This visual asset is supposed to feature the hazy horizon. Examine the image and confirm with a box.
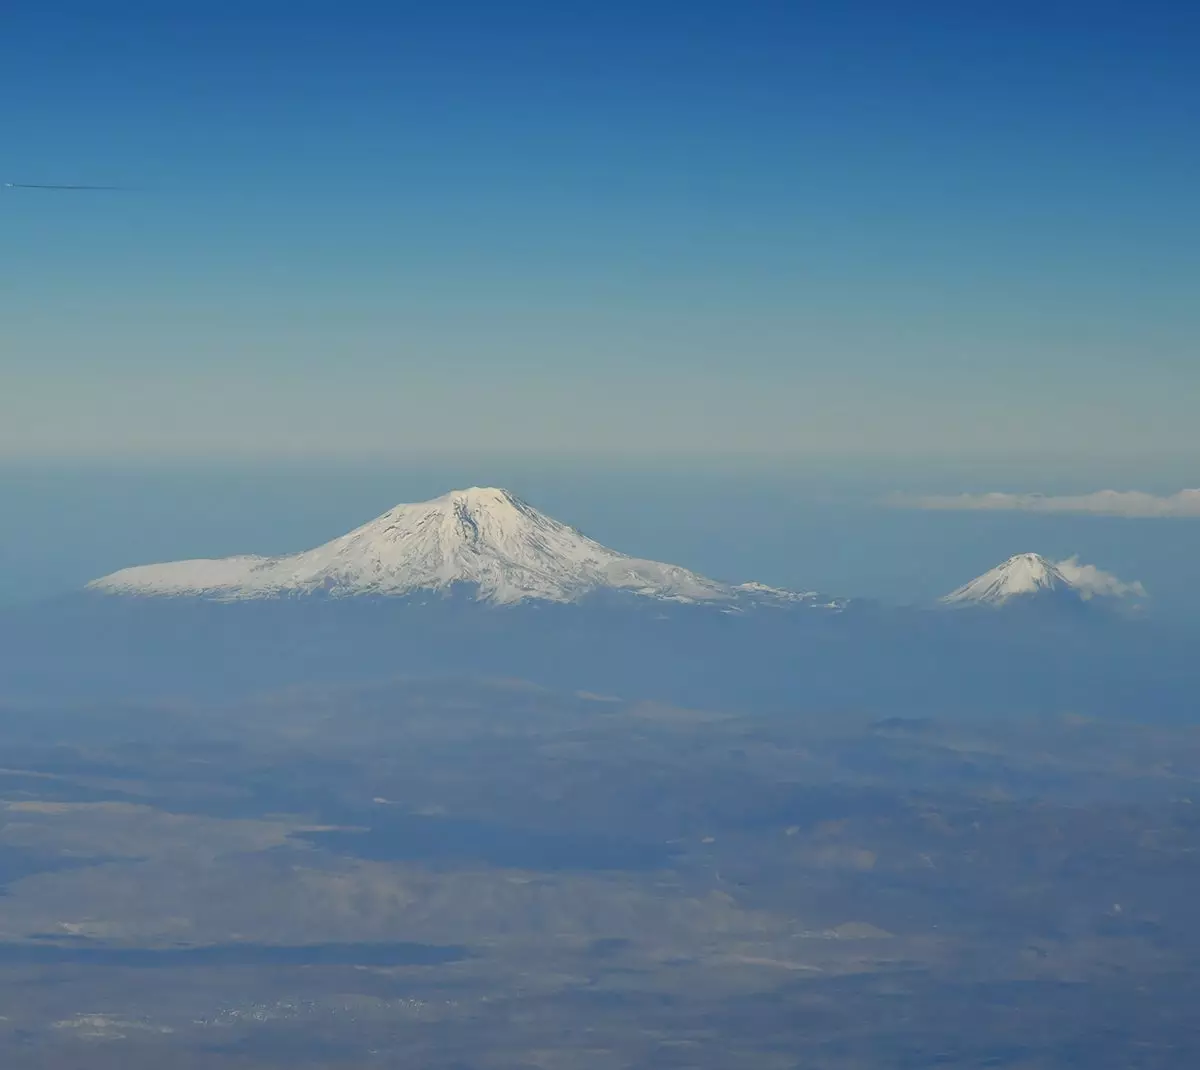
[4,458,1197,625]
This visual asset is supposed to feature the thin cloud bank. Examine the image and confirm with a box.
[892,489,1200,518]
[1054,557,1147,600]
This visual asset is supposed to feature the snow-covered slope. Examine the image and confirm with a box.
[89,487,773,606]
[941,552,1145,608]
[942,553,1073,606]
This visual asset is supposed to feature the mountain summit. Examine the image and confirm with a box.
[89,487,742,605]
[941,553,1074,607]
[941,552,1145,608]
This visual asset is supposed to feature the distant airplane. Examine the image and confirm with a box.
[4,182,125,190]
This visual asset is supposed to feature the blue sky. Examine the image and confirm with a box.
[3,1,1199,460]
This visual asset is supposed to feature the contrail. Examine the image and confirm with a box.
[4,182,126,190]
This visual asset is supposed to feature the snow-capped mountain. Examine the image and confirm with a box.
[89,487,805,606]
[941,552,1145,608]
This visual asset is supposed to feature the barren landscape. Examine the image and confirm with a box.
[0,682,1196,1067]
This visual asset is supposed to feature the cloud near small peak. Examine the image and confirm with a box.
[889,489,1200,518]
[1053,557,1146,600]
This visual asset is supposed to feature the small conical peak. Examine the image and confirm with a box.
[942,551,1146,608]
[942,552,1071,606]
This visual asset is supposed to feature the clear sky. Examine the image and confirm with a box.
[3,1,1198,461]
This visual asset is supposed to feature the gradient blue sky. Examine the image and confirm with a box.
[3,1,1198,460]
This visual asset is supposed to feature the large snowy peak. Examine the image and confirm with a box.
[941,552,1145,608]
[88,487,741,605]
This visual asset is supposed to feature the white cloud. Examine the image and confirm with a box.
[891,489,1200,518]
[1053,557,1147,600]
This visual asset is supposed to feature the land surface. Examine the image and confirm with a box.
[0,681,1196,1067]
